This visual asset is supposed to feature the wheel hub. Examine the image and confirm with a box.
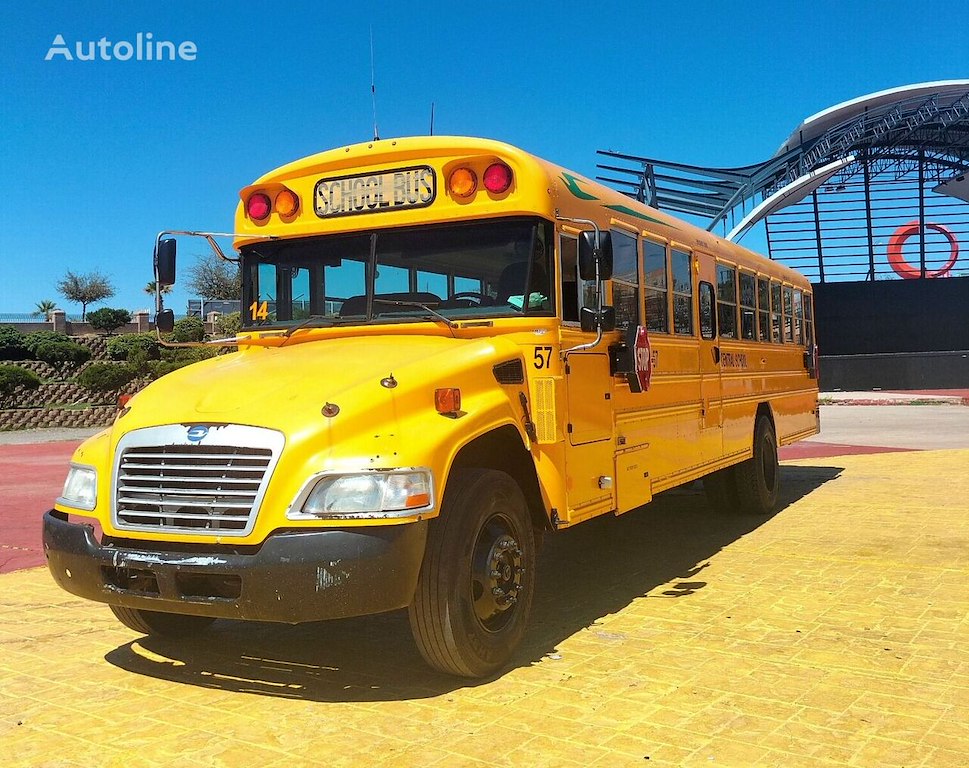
[471,525,525,632]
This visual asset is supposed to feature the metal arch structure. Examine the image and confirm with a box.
[597,80,969,284]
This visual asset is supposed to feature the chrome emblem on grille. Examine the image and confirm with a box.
[186,425,210,443]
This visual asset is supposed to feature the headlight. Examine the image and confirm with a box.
[289,469,433,520]
[57,464,97,511]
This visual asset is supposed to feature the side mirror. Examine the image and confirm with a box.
[579,305,616,333]
[155,238,177,287]
[579,230,613,281]
[155,309,174,334]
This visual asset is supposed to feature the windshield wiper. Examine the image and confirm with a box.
[372,299,459,329]
[282,314,339,338]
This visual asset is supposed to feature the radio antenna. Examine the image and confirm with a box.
[369,27,380,141]
[429,102,435,136]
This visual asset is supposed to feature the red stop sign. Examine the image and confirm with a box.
[631,325,652,393]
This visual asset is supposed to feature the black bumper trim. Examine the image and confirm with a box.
[43,510,427,623]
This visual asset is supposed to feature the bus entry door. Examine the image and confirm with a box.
[697,254,723,463]
[563,351,615,521]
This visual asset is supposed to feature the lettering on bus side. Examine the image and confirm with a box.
[720,352,749,369]
[314,166,436,218]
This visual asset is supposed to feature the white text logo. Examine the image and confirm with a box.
[45,33,197,62]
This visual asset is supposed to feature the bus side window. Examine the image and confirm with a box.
[699,281,716,339]
[716,264,738,339]
[611,229,640,330]
[559,234,580,323]
[671,248,693,335]
[805,292,815,348]
[770,281,782,343]
[739,271,756,341]
[793,290,804,345]
[644,240,668,333]
[783,286,794,343]
[757,277,771,342]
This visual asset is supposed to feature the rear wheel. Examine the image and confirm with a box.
[734,415,780,515]
[703,466,741,513]
[109,605,215,637]
[408,469,536,677]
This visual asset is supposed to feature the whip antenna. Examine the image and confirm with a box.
[370,27,380,141]
[430,102,435,135]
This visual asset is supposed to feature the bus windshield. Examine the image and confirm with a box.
[241,217,554,328]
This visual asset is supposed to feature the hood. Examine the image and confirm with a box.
[118,332,521,444]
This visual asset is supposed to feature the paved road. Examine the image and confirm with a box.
[2,448,967,766]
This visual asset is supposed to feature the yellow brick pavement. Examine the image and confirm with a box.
[1,450,967,767]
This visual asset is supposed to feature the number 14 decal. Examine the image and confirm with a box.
[533,346,553,369]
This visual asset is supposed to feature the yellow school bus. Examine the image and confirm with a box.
[44,136,819,677]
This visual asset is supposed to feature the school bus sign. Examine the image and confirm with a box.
[630,325,652,393]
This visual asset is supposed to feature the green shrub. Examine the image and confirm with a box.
[77,362,137,393]
[0,364,41,400]
[171,316,205,343]
[34,340,91,374]
[107,333,160,361]
[149,346,218,379]
[215,312,242,337]
[0,326,29,361]
[23,330,69,356]
[87,307,132,334]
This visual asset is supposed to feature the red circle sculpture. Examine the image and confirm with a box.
[886,221,959,279]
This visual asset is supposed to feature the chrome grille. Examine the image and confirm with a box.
[112,425,284,536]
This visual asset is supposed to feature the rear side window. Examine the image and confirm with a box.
[716,264,737,339]
[644,240,668,334]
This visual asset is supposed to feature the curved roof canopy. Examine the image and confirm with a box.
[598,81,969,241]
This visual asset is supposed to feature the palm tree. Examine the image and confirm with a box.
[34,299,58,321]
[144,281,173,296]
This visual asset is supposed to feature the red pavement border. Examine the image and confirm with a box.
[1,440,79,574]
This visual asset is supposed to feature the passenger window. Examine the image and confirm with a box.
[671,249,693,336]
[793,290,804,346]
[757,277,771,342]
[417,270,448,297]
[611,230,640,330]
[716,264,737,339]
[739,271,756,341]
[644,240,669,333]
[770,281,782,343]
[804,293,815,349]
[783,286,794,343]
[699,281,716,340]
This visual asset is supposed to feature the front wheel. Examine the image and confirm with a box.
[109,605,215,637]
[408,469,536,677]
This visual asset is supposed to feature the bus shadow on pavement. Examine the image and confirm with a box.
[104,464,843,702]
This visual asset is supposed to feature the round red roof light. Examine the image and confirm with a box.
[247,192,271,221]
[483,162,513,194]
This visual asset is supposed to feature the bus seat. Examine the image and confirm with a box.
[497,261,548,305]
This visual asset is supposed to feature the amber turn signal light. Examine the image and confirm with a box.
[434,387,461,414]
[448,167,477,198]
[275,189,299,217]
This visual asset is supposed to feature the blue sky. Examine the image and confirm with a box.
[1,1,965,316]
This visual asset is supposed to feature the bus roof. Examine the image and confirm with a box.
[240,135,812,289]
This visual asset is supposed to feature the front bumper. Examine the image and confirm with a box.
[43,510,427,623]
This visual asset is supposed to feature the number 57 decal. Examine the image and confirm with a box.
[533,346,553,369]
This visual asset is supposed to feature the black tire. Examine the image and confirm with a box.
[734,415,780,515]
[109,605,215,637]
[703,466,741,513]
[408,469,536,678]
